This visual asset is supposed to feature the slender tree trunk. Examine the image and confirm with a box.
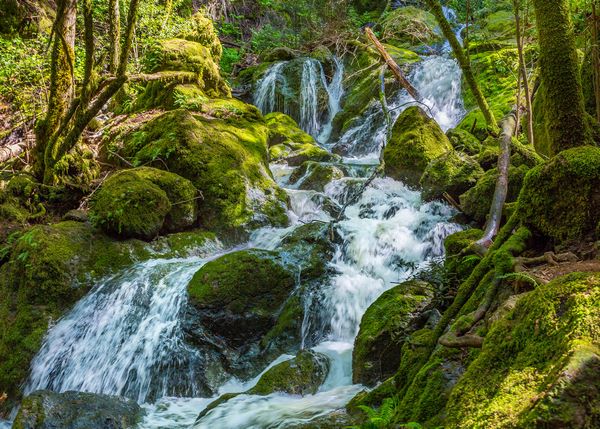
[35,0,76,178]
[514,0,535,145]
[108,0,120,74]
[593,2,600,122]
[532,0,590,154]
[425,0,499,131]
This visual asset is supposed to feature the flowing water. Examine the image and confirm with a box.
[13,15,467,429]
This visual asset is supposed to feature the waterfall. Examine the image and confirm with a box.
[24,256,220,403]
[334,45,464,157]
[253,62,286,115]
[16,10,469,429]
[253,57,344,142]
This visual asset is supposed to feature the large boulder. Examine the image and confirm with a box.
[420,151,484,201]
[105,109,289,235]
[517,146,600,245]
[381,6,442,48]
[249,350,330,396]
[90,167,199,240]
[13,390,142,429]
[353,280,433,386]
[383,107,452,186]
[186,249,297,346]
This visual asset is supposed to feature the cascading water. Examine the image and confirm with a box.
[253,57,344,142]
[15,10,468,429]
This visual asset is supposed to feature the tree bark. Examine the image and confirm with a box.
[35,0,76,178]
[532,0,591,154]
[593,2,600,122]
[425,0,498,131]
[364,27,422,101]
[108,0,121,74]
[513,0,534,145]
[474,114,516,251]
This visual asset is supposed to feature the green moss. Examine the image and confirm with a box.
[177,12,223,61]
[107,109,288,235]
[143,38,229,98]
[445,272,600,428]
[383,106,453,186]
[0,221,152,413]
[460,164,529,224]
[90,167,198,240]
[447,128,483,155]
[187,249,296,319]
[353,280,432,386]
[249,350,330,396]
[421,151,484,201]
[381,6,442,48]
[444,228,484,287]
[517,145,600,244]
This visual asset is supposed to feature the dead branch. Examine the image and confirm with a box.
[439,331,484,348]
[473,113,517,252]
[363,27,422,101]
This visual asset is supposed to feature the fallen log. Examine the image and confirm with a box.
[473,113,517,252]
[364,27,422,101]
[0,142,26,163]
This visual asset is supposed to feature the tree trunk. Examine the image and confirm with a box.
[532,0,590,154]
[425,0,498,131]
[108,0,121,74]
[593,2,600,122]
[514,0,534,145]
[35,0,76,179]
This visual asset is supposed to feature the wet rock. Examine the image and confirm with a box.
[289,162,345,192]
[249,350,330,396]
[13,390,142,429]
[383,106,452,187]
[353,280,433,386]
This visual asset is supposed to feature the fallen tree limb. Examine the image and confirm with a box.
[439,331,484,348]
[364,27,422,101]
[473,113,517,252]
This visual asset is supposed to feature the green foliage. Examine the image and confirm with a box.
[0,36,49,119]
[221,47,242,75]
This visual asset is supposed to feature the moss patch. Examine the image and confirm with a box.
[383,106,452,186]
[421,151,484,201]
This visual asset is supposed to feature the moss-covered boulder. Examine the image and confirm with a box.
[0,221,151,414]
[265,113,338,165]
[420,151,484,201]
[289,162,345,192]
[445,272,600,428]
[384,107,452,186]
[447,128,483,156]
[517,146,600,245]
[353,280,433,386]
[381,6,442,48]
[460,165,529,224]
[106,109,289,235]
[89,167,198,241]
[13,390,142,429]
[177,12,222,61]
[249,350,330,396]
[280,222,335,280]
[186,249,296,344]
[144,38,229,98]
